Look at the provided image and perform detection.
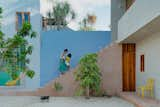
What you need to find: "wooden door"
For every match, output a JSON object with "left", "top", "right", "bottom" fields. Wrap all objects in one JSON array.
[{"left": 122, "top": 44, "right": 136, "bottom": 91}]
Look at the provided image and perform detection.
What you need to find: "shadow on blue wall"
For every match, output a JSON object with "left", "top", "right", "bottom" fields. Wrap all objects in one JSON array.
[{"left": 40, "top": 31, "right": 111, "bottom": 86}]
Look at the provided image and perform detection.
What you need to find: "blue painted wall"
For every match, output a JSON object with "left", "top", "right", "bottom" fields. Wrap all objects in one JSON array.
[{"left": 40, "top": 31, "right": 111, "bottom": 86}]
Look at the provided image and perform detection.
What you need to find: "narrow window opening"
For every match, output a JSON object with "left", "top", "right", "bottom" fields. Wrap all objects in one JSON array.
[
  {"left": 16, "top": 12, "right": 30, "bottom": 31},
  {"left": 140, "top": 54, "right": 145, "bottom": 72}
]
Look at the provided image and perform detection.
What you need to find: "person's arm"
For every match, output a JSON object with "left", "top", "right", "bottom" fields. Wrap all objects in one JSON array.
[{"left": 60, "top": 53, "right": 65, "bottom": 60}]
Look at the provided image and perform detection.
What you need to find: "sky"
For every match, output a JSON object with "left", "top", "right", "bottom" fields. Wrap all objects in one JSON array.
[{"left": 40, "top": 0, "right": 111, "bottom": 31}]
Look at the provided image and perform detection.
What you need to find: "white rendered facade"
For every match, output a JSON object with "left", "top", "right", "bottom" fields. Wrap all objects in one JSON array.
[{"left": 114, "top": 0, "right": 160, "bottom": 100}]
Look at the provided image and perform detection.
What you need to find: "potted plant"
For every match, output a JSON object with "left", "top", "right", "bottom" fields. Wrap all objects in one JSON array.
[{"left": 79, "top": 14, "right": 97, "bottom": 31}]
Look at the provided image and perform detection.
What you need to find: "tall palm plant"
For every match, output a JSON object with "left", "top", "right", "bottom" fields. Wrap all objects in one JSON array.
[{"left": 47, "top": 1, "right": 76, "bottom": 30}]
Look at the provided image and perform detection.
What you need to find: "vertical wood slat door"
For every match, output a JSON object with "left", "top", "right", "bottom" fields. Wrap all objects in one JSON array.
[{"left": 122, "top": 44, "right": 136, "bottom": 91}]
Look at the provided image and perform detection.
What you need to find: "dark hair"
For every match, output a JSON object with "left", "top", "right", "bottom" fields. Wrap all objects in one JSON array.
[
  {"left": 67, "top": 53, "right": 72, "bottom": 58},
  {"left": 64, "top": 49, "right": 68, "bottom": 52}
]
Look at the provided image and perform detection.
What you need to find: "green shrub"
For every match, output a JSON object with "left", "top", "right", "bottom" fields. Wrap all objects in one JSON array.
[
  {"left": 53, "top": 82, "right": 63, "bottom": 92},
  {"left": 75, "top": 53, "right": 101, "bottom": 98},
  {"left": 26, "top": 70, "right": 35, "bottom": 79}
]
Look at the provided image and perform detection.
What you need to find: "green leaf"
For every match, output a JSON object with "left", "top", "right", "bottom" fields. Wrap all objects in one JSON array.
[
  {"left": 30, "top": 31, "right": 37, "bottom": 38},
  {"left": 26, "top": 70, "right": 35, "bottom": 79},
  {"left": 27, "top": 45, "right": 33, "bottom": 54},
  {"left": 11, "top": 72, "right": 19, "bottom": 80}
]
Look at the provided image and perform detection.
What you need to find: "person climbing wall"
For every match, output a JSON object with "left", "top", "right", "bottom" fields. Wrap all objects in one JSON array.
[
  {"left": 58, "top": 49, "right": 68, "bottom": 74},
  {"left": 65, "top": 53, "right": 72, "bottom": 69}
]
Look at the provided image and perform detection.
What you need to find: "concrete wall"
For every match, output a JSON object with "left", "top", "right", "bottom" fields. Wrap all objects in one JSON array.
[
  {"left": 0, "top": 0, "right": 41, "bottom": 90},
  {"left": 40, "top": 31, "right": 111, "bottom": 86},
  {"left": 111, "top": 0, "right": 126, "bottom": 41},
  {"left": 38, "top": 43, "right": 122, "bottom": 96},
  {"left": 37, "top": 68, "right": 79, "bottom": 96},
  {"left": 118, "top": 0, "right": 160, "bottom": 42},
  {"left": 136, "top": 32, "right": 160, "bottom": 100},
  {"left": 98, "top": 43, "right": 122, "bottom": 95}
]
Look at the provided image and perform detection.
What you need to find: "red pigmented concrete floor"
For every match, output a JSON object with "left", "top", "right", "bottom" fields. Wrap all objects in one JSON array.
[{"left": 120, "top": 92, "right": 160, "bottom": 107}]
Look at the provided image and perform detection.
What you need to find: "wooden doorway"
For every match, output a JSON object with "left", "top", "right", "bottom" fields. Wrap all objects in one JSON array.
[{"left": 122, "top": 44, "right": 136, "bottom": 91}]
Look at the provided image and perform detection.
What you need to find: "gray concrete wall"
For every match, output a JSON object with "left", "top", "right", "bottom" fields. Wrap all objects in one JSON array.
[
  {"left": 118, "top": 0, "right": 160, "bottom": 42},
  {"left": 111, "top": 0, "right": 126, "bottom": 41}
]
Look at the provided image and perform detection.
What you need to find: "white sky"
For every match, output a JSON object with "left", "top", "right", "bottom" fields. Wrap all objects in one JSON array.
[{"left": 40, "top": 0, "right": 111, "bottom": 31}]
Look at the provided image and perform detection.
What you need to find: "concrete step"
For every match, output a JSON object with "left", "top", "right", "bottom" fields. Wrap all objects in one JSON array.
[{"left": 120, "top": 92, "right": 160, "bottom": 107}]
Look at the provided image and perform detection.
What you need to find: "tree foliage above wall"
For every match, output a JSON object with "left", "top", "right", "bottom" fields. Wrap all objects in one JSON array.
[{"left": 46, "top": 1, "right": 76, "bottom": 30}]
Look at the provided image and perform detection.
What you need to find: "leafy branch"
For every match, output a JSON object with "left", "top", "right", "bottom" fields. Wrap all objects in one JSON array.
[
  {"left": 74, "top": 53, "right": 101, "bottom": 98},
  {"left": 1, "top": 22, "right": 36, "bottom": 80}
]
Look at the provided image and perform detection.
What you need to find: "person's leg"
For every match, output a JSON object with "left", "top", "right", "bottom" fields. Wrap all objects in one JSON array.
[{"left": 59, "top": 59, "right": 65, "bottom": 74}]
